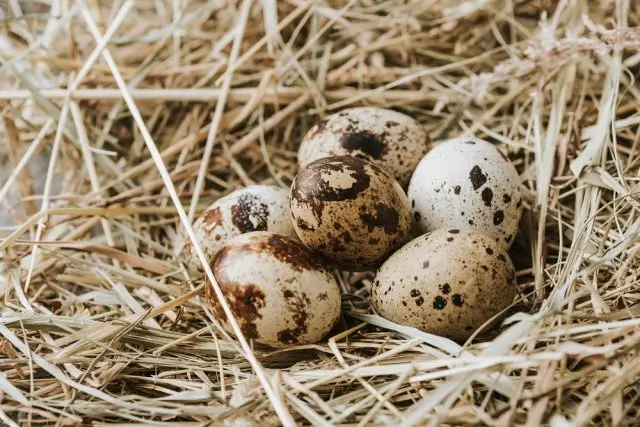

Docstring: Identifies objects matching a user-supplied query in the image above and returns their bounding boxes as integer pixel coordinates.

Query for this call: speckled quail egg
[206,231,341,348]
[298,107,430,187]
[290,156,412,271]
[183,185,295,270]
[408,137,523,247]
[371,229,517,341]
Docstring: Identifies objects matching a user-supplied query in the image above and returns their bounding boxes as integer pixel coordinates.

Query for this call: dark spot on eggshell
[340,231,353,243]
[449,229,460,234]
[415,296,424,306]
[203,207,224,226]
[503,194,512,203]
[414,211,421,221]
[328,236,347,252]
[481,187,493,206]
[386,120,400,128]
[411,199,415,208]
[402,300,408,306]
[410,289,421,297]
[454,185,461,195]
[447,237,454,242]
[205,280,265,341]
[464,140,476,145]
[497,254,507,263]
[439,283,451,294]
[433,296,447,310]
[469,165,488,190]
[277,290,311,345]
[296,218,314,231]
[318,292,329,301]
[452,294,464,307]
[291,156,371,223]
[422,260,430,269]
[360,203,400,234]
[485,247,494,255]
[494,211,505,225]
[341,130,387,159]
[230,193,269,233]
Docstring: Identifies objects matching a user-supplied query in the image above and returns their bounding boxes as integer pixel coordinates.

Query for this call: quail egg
[298,107,430,186]
[207,232,341,348]
[184,185,295,270]
[408,137,523,247]
[371,229,517,341]
[290,156,411,271]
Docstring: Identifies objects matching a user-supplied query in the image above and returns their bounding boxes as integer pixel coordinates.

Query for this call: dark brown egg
[290,156,411,271]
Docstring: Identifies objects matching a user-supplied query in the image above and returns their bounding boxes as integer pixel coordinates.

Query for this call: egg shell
[371,229,517,341]
[206,232,341,348]
[183,185,296,271]
[407,137,523,247]
[298,107,430,186]
[290,156,411,271]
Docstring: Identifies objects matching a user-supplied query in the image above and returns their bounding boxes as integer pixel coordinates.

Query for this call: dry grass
[1,0,640,425]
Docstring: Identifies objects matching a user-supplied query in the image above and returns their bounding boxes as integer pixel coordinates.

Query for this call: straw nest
[1,1,640,425]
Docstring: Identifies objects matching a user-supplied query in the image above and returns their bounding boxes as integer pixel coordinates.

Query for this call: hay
[1,0,640,425]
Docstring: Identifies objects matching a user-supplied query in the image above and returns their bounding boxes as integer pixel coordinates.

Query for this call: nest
[1,1,640,425]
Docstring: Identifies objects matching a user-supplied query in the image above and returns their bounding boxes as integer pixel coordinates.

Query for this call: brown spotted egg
[183,185,295,271]
[371,229,517,341]
[207,231,341,348]
[408,137,523,248]
[298,107,430,187]
[290,156,411,271]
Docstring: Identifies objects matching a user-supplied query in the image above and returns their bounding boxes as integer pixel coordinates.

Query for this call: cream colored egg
[207,232,341,348]
[408,137,523,247]
[290,156,411,271]
[371,229,517,341]
[298,107,430,186]
[183,185,295,270]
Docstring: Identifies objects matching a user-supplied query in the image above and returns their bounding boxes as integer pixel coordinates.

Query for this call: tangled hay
[1,0,640,425]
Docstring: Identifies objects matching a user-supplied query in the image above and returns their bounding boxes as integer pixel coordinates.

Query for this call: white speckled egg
[298,107,430,186]
[290,156,411,271]
[408,137,523,247]
[371,229,517,341]
[183,185,295,271]
[207,232,341,348]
